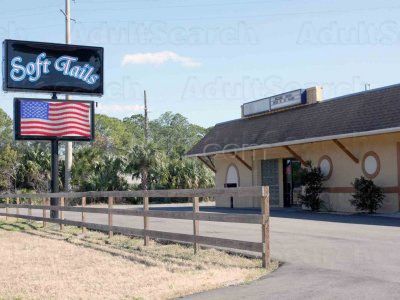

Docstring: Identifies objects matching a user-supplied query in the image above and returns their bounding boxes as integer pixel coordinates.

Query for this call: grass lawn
[0,218,278,300]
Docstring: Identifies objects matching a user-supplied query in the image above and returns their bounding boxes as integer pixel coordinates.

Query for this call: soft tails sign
[269,89,305,111]
[3,40,103,95]
[14,98,95,141]
[242,89,306,117]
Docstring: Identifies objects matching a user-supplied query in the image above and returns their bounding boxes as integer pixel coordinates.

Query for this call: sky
[1,0,400,127]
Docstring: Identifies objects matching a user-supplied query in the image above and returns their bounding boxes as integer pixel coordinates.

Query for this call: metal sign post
[50,139,59,219]
[50,93,59,219]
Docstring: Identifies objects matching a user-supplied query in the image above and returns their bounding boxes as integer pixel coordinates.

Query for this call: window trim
[362,151,380,179]
[318,155,333,180]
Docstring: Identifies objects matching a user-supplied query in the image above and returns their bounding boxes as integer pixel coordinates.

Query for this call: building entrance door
[283,159,302,207]
[261,159,280,206]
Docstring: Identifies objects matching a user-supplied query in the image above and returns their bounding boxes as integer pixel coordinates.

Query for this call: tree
[123,114,145,131]
[0,109,17,192]
[16,143,51,192]
[125,142,168,190]
[72,147,128,191]
[0,144,18,192]
[94,114,141,154]
[151,112,208,159]
[0,109,13,147]
[166,158,214,189]
[350,176,384,213]
[298,161,325,211]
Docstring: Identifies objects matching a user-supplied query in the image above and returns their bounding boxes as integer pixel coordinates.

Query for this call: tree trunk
[142,167,148,191]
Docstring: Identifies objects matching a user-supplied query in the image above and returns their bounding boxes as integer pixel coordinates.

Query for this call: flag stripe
[51,102,90,109]
[50,106,89,113]
[21,128,90,135]
[21,124,90,131]
[21,119,90,127]
[47,115,89,122]
[49,107,89,112]
[49,110,90,118]
[21,130,91,137]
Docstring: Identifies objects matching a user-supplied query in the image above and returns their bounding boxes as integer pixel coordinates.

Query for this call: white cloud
[121,51,201,68]
[97,103,144,113]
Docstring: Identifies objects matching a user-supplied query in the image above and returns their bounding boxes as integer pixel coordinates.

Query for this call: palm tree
[167,158,214,189]
[17,143,51,192]
[72,147,128,191]
[125,142,167,190]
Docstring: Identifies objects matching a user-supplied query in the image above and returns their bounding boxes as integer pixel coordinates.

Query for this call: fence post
[81,197,87,234]
[59,197,64,231]
[193,197,199,254]
[5,198,9,221]
[16,197,20,220]
[43,198,47,227]
[28,199,32,221]
[108,196,113,238]
[143,196,149,246]
[261,187,270,268]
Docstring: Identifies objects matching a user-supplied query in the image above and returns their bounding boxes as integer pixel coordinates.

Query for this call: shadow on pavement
[149,205,400,227]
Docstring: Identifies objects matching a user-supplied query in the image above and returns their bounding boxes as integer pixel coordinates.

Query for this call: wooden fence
[0,186,270,267]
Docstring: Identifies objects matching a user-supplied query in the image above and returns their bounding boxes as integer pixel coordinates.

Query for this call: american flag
[20,100,91,137]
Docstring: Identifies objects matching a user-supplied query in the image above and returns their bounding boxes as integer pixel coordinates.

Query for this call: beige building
[187,84,400,213]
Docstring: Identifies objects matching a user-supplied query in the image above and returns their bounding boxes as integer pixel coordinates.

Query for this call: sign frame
[269,89,305,111]
[242,89,306,117]
[14,97,95,142]
[3,39,104,96]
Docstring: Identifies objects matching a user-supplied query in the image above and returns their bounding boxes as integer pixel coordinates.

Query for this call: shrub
[350,176,384,213]
[298,161,325,211]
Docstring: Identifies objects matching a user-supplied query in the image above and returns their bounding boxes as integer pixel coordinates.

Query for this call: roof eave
[186,126,400,157]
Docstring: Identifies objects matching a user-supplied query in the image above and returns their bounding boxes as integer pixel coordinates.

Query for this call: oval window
[362,152,380,179]
[318,155,333,179]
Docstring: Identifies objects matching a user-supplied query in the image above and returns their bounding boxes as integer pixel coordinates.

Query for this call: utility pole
[144,90,149,143]
[64,0,73,192]
[50,0,72,218]
[142,90,149,191]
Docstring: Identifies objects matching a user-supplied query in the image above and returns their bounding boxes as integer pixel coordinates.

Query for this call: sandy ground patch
[0,219,277,299]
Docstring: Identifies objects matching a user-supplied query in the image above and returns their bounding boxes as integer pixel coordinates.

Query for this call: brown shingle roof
[187,84,400,156]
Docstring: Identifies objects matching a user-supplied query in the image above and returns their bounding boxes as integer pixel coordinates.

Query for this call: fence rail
[0,186,270,267]
[0,186,266,199]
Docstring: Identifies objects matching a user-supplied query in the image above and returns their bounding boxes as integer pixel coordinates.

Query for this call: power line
[1,4,60,14]
[76,0,294,10]
[2,3,399,23]
[19,23,65,32]
[0,10,62,21]
[76,5,400,24]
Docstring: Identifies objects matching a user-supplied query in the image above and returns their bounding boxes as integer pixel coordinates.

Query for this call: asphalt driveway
[186,207,400,299]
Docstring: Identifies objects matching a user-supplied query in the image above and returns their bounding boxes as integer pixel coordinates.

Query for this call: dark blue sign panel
[3,40,103,95]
